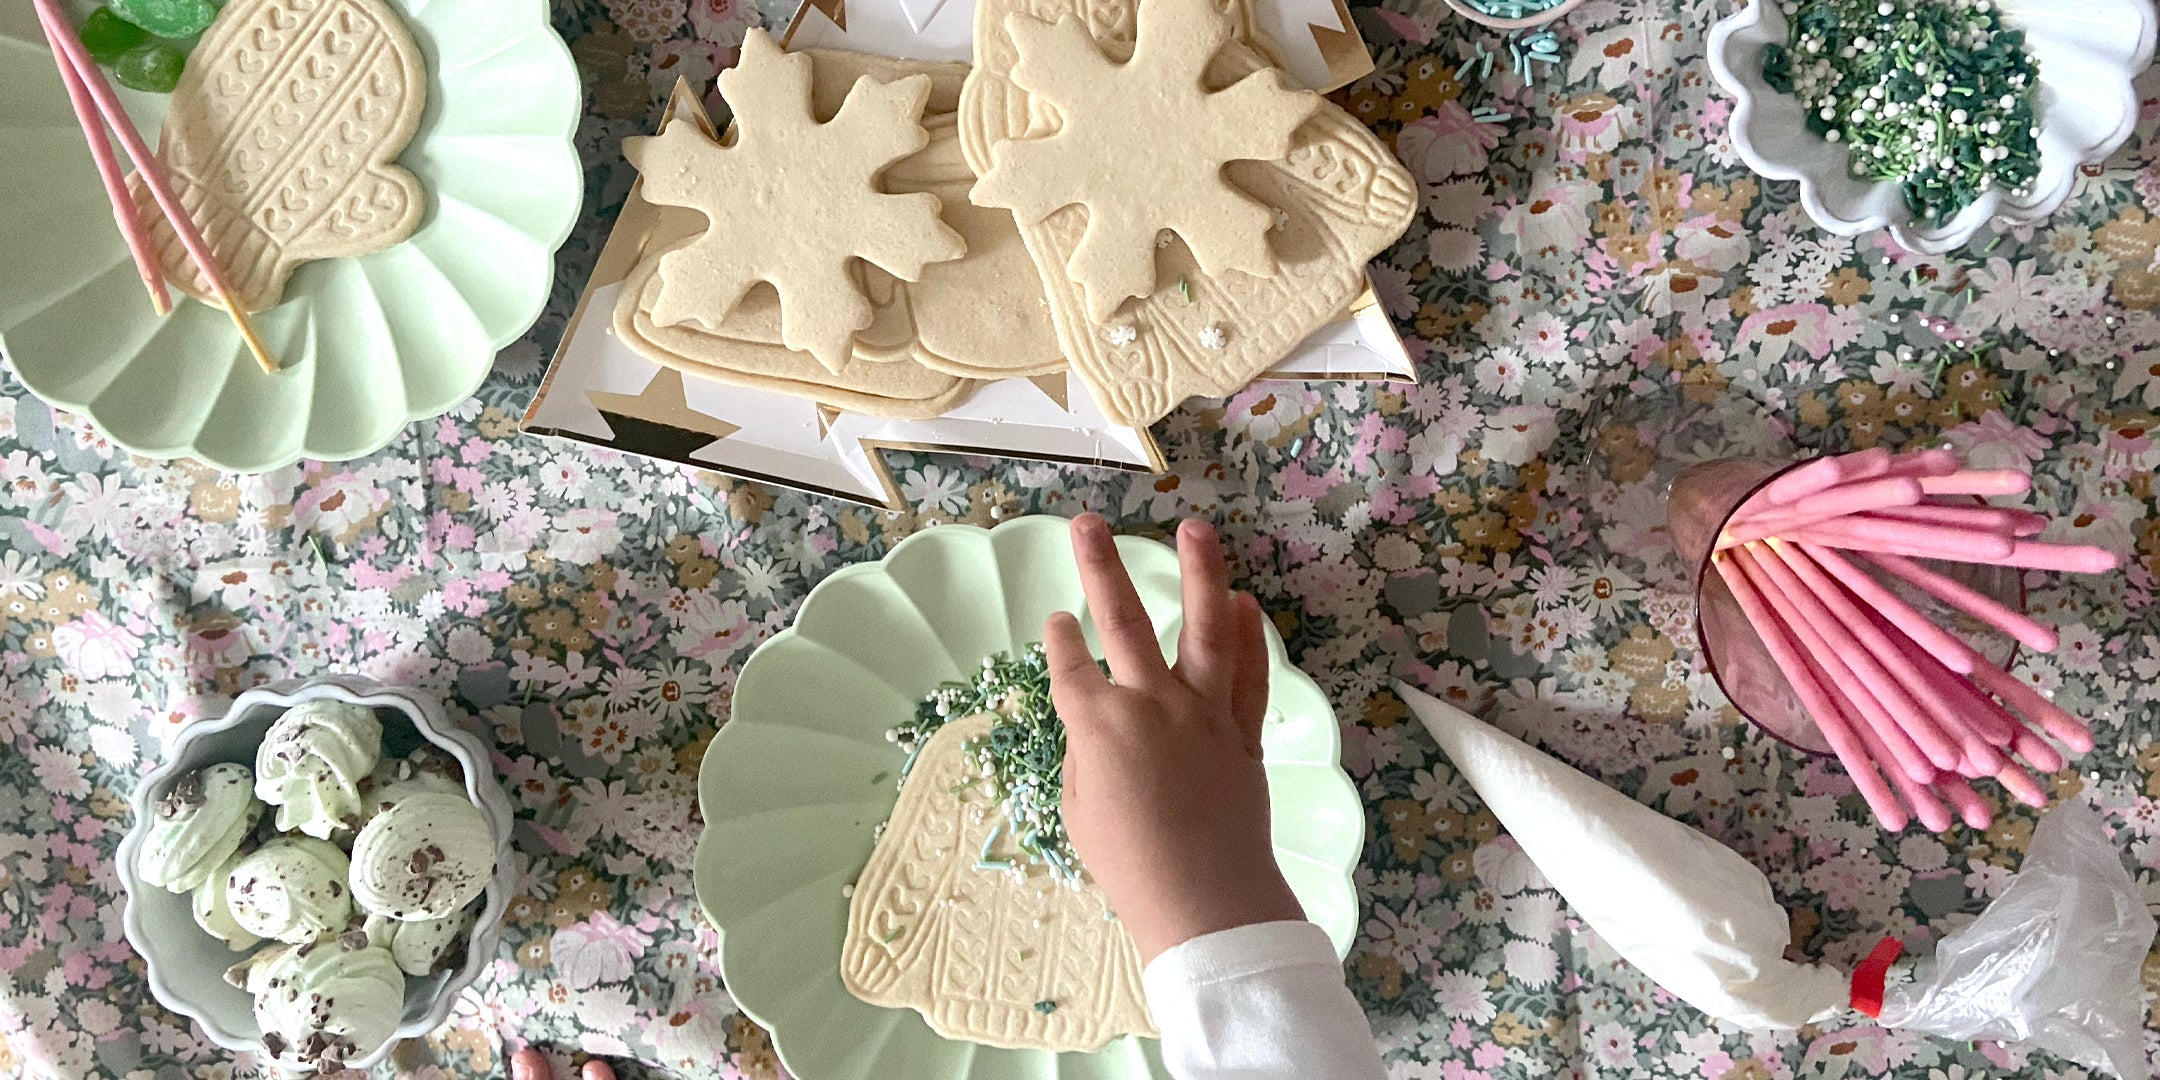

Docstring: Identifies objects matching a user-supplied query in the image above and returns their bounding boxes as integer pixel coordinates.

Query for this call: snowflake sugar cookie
[624,30,966,372]
[969,0,1319,322]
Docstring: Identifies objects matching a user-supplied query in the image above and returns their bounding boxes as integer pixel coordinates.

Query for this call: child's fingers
[511,1050,552,1080]
[1044,610,1109,716]
[1229,593,1271,755]
[1175,519,1240,703]
[1070,513,1171,686]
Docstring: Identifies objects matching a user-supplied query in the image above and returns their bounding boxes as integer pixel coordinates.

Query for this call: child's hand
[1044,514,1305,963]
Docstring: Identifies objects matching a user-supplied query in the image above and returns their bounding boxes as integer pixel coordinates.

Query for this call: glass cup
[1671,456,2025,755]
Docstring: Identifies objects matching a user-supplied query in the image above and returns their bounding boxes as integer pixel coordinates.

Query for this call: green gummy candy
[110,0,220,39]
[80,8,149,65]
[112,41,187,94]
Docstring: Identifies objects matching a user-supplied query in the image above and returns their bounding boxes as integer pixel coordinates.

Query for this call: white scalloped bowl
[693,516,1366,1080]
[1708,0,2156,254]
[114,675,516,1072]
[0,0,581,471]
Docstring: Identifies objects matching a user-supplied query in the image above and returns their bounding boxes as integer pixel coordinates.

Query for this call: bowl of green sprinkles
[691,515,1365,1080]
[1708,0,2156,254]
[1443,0,1590,30]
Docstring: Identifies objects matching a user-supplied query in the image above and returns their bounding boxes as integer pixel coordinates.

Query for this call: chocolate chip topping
[339,930,369,951]
[156,771,206,821]
[262,1031,287,1057]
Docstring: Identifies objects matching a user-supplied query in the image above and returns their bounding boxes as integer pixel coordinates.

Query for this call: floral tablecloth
[3,0,2158,1077]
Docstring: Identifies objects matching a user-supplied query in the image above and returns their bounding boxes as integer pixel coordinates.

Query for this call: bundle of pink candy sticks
[1709,447,2119,832]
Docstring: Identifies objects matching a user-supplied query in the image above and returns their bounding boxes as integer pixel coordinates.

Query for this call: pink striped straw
[36,15,170,316]
[1861,551,2058,653]
[1796,542,1975,673]
[1880,448,1961,478]
[1731,545,1948,781]
[1784,516,2016,562]
[1720,477,1924,547]
[1757,448,1894,506]
[1713,553,1910,830]
[1864,503,2019,535]
[1963,662,2096,754]
[1996,541,2121,574]
[1767,540,2001,777]
[1933,775,1995,830]
[1919,469,2031,497]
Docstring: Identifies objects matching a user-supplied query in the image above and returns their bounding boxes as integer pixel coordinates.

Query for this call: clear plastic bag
[1877,800,2157,1078]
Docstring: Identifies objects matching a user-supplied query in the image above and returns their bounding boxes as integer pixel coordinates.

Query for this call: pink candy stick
[36,16,171,316]
[1964,662,2097,754]
[1732,546,1947,781]
[1880,448,1962,478]
[1934,775,1995,830]
[1798,542,1975,674]
[1863,503,2020,535]
[1859,552,2060,653]
[2009,726,2066,774]
[1919,469,2031,497]
[1994,764,2049,809]
[1715,555,1910,831]
[1784,516,2016,562]
[1764,540,1984,774]
[1825,661,1953,833]
[1996,541,2122,575]
[1758,448,1894,506]
[1721,477,1924,547]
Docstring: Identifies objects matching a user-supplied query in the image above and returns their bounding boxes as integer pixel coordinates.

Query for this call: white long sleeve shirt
[1142,920,1388,1080]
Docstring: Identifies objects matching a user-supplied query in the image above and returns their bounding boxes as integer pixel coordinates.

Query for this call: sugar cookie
[128,0,428,312]
[843,713,1155,1052]
[959,0,1417,427]
[625,29,967,374]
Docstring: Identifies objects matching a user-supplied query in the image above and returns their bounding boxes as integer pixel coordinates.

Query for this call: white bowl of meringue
[116,674,515,1073]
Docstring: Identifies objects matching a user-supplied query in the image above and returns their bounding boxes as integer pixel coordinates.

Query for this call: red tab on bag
[1850,936,1905,1018]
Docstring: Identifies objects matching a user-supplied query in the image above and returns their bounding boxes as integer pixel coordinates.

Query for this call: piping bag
[1398,683,2155,1076]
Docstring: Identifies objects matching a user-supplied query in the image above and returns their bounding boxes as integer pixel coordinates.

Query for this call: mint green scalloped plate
[694,516,1364,1080]
[0,0,581,472]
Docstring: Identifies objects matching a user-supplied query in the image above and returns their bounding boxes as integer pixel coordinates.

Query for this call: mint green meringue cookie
[365,908,473,976]
[244,933,407,1073]
[139,763,262,892]
[227,837,354,944]
[256,700,383,839]
[350,791,494,921]
[192,851,264,952]
[357,746,467,828]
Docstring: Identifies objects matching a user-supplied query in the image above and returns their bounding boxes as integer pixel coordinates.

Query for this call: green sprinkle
[1033,1000,1058,1015]
[1176,276,1192,304]
[1985,235,2003,252]
[886,645,1090,881]
[881,926,904,943]
[307,533,326,565]
[870,771,890,785]
[1764,0,2043,221]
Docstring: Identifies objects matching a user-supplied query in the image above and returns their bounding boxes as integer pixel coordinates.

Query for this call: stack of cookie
[611,0,1415,427]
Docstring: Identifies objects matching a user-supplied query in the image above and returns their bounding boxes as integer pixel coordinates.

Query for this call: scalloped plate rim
[0,0,584,472]
[694,516,1362,1080]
